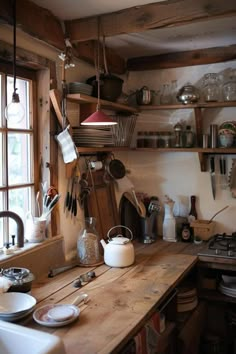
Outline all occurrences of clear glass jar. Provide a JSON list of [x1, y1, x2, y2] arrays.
[[160, 84, 172, 105], [174, 122, 183, 147], [184, 125, 194, 147], [222, 70, 236, 102], [77, 217, 103, 266], [202, 73, 221, 102]]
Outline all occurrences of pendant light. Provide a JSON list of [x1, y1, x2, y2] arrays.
[[81, 18, 117, 126], [5, 0, 24, 124]]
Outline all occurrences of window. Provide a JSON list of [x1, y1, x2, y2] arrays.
[[0, 64, 37, 248]]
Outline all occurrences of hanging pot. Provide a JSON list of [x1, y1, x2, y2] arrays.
[[86, 74, 123, 102], [103, 154, 126, 183]]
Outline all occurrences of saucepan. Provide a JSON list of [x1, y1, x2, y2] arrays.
[[103, 154, 126, 183]]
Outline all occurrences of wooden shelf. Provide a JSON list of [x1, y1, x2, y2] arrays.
[[139, 101, 236, 110], [67, 93, 139, 113]]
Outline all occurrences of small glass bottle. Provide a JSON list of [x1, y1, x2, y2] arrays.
[[184, 125, 194, 147], [181, 222, 192, 242], [188, 195, 198, 223], [77, 217, 103, 266], [202, 73, 221, 102], [222, 69, 236, 102]]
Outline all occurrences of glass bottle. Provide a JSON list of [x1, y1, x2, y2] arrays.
[[174, 122, 183, 147], [77, 217, 103, 265], [184, 125, 194, 147], [160, 84, 172, 105], [170, 80, 178, 104], [188, 195, 198, 223], [202, 73, 221, 102], [181, 222, 192, 242], [163, 196, 177, 242]]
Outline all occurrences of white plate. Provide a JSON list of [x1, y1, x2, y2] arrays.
[[33, 304, 80, 327], [0, 293, 36, 315]]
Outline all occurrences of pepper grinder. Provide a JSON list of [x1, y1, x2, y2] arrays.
[[188, 195, 198, 223]]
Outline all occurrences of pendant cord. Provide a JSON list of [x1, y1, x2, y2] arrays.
[[13, 0, 16, 94], [96, 17, 101, 111]]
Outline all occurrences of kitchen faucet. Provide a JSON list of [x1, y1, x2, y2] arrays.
[[0, 211, 24, 248]]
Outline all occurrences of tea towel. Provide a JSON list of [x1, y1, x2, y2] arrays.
[[56, 125, 78, 163]]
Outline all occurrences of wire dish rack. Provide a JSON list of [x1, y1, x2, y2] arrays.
[[110, 114, 138, 147]]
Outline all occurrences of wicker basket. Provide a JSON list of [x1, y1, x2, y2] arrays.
[[190, 220, 215, 241]]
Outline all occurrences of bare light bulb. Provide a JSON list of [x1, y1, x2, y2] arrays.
[[5, 91, 25, 124]]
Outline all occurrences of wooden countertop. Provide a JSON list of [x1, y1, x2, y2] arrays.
[[20, 240, 202, 354]]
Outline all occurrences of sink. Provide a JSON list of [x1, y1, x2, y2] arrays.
[[0, 320, 66, 354]]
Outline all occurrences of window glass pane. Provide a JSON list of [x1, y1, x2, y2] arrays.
[[0, 132, 3, 186], [0, 74, 2, 127], [6, 77, 30, 129], [9, 187, 32, 224], [8, 133, 32, 185]]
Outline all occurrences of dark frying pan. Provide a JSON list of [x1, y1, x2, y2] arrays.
[[107, 159, 126, 179]]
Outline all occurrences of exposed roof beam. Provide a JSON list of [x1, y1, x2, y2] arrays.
[[65, 0, 236, 42], [0, 0, 65, 50], [0, 0, 126, 74], [127, 45, 236, 71], [74, 41, 126, 75]]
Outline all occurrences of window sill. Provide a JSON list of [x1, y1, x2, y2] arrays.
[[0, 235, 63, 264]]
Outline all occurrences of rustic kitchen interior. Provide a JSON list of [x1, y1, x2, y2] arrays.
[[0, 0, 236, 353]]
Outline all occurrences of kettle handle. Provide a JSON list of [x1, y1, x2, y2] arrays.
[[107, 225, 133, 241]]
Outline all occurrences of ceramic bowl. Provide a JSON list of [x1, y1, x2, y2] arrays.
[[0, 292, 36, 315], [218, 132, 235, 147]]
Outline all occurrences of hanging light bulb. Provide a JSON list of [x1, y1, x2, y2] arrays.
[[81, 18, 117, 126], [5, 0, 24, 124]]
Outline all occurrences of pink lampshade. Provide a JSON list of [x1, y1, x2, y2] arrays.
[[81, 109, 117, 126]]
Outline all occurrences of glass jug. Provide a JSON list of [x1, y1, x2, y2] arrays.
[[202, 73, 221, 102], [77, 217, 103, 266]]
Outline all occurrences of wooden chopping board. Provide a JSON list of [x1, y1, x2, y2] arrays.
[[86, 169, 119, 240]]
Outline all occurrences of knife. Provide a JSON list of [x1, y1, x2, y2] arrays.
[[210, 156, 216, 199], [219, 156, 227, 189]]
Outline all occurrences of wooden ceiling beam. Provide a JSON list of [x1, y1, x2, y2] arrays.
[[74, 41, 126, 75], [0, 0, 65, 50], [0, 0, 126, 74], [127, 45, 236, 71], [65, 0, 236, 42]]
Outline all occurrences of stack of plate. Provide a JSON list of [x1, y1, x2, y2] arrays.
[[0, 292, 36, 322], [67, 82, 93, 96], [177, 285, 198, 312], [219, 275, 236, 297], [72, 127, 114, 147]]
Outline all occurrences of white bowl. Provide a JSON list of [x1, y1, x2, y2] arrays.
[[0, 292, 36, 315]]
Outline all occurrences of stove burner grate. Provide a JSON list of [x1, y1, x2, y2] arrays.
[[209, 233, 236, 252]]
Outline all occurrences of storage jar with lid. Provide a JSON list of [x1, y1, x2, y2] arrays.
[[202, 73, 221, 102], [222, 69, 236, 102], [77, 217, 103, 266]]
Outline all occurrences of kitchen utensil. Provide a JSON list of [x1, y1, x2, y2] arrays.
[[210, 156, 216, 199], [104, 154, 126, 181], [1, 267, 35, 293], [219, 156, 227, 189], [176, 84, 200, 104], [100, 225, 135, 267], [208, 205, 229, 223], [48, 294, 89, 322]]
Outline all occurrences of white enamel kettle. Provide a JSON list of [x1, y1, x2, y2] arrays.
[[100, 225, 135, 268]]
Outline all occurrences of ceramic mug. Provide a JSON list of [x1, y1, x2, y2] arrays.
[[25, 213, 47, 242]]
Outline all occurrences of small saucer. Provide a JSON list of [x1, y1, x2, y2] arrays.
[[33, 304, 80, 327]]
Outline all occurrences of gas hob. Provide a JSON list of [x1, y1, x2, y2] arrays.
[[198, 233, 236, 259]]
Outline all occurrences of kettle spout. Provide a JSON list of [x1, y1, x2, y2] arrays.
[[100, 239, 107, 250]]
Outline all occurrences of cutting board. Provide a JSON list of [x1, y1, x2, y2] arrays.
[[86, 169, 119, 240]]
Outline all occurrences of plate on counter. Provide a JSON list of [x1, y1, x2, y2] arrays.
[[33, 304, 80, 327]]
